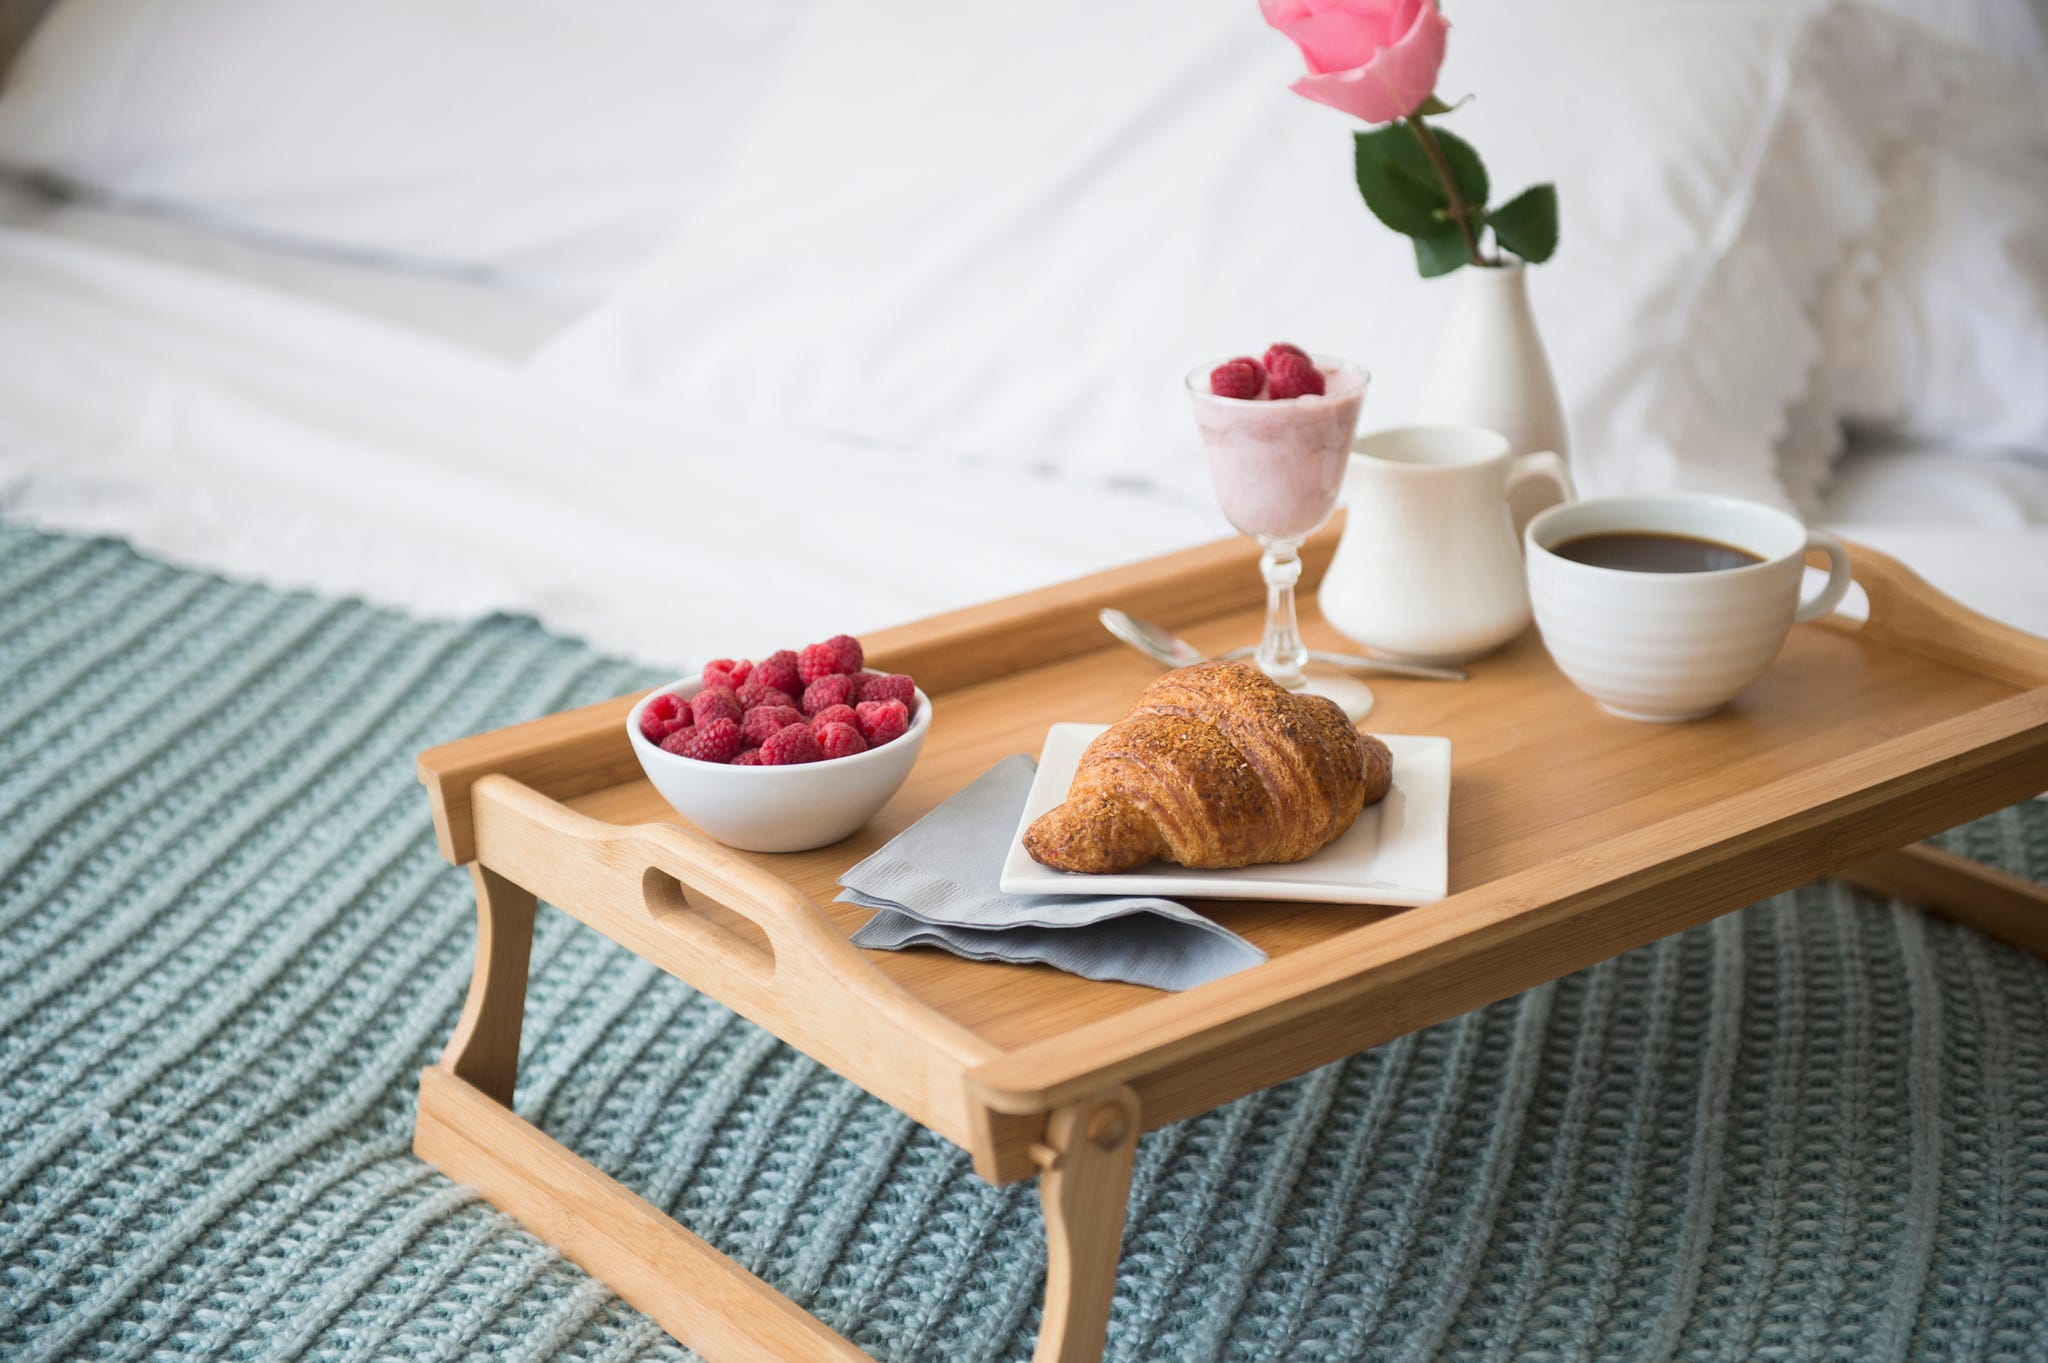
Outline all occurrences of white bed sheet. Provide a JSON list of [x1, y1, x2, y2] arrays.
[[1817, 436, 2048, 639], [0, 180, 576, 359], [0, 212, 1229, 670], [0, 195, 2042, 670]]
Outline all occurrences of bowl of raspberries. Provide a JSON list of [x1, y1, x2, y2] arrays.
[[627, 633, 931, 852]]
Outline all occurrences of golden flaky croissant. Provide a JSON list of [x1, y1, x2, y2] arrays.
[[1024, 660, 1393, 874]]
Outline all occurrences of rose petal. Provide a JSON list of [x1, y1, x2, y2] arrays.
[[1286, 0, 1448, 124], [1280, 8, 1383, 75]]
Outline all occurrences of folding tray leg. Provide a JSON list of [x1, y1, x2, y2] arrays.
[[1842, 840, 2048, 959], [1031, 1086, 1141, 1363], [418, 864, 1146, 1362], [439, 864, 538, 1103], [416, 863, 875, 1361]]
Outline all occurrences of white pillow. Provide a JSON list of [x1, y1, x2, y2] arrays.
[[1851, 0, 2048, 80], [0, 0, 811, 302], [1821, 51, 2048, 458], [1772, 4, 2048, 512], [537, 0, 1934, 506]]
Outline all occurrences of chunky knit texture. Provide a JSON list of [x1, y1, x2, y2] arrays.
[[2, 520, 2046, 1362]]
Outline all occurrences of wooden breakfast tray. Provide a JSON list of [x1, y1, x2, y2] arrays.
[[411, 524, 2048, 1363]]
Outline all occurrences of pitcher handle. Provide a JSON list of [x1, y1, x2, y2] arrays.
[[1504, 450, 1575, 538]]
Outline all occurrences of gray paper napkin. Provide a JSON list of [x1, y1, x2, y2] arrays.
[[841, 754, 1266, 991]]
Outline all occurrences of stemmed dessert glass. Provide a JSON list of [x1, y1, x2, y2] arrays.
[[1186, 355, 1372, 718]]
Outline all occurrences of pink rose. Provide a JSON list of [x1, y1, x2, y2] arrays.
[[1260, 0, 1450, 125]]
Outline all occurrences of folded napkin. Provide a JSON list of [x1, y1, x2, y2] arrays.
[[841, 755, 1266, 991]]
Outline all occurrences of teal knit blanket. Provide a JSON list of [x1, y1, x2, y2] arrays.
[[2, 520, 2045, 1362]]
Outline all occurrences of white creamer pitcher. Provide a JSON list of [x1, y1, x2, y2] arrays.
[[1319, 424, 1573, 664]]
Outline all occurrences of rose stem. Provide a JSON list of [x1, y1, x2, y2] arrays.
[[1404, 114, 1489, 267]]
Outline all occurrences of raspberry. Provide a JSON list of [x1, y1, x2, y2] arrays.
[[741, 704, 805, 748], [658, 724, 695, 754], [643, 715, 689, 742], [690, 687, 743, 728], [1266, 349, 1326, 399], [802, 673, 857, 715], [809, 703, 858, 730], [668, 716, 740, 763], [815, 720, 868, 760], [639, 693, 686, 741], [798, 642, 840, 685], [703, 657, 755, 690], [754, 649, 803, 696], [1209, 356, 1265, 400], [822, 634, 864, 675], [856, 672, 915, 708], [730, 748, 766, 766], [855, 698, 910, 747], [737, 677, 798, 711], [759, 722, 824, 766], [1263, 341, 1308, 371]]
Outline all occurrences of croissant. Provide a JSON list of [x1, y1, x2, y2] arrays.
[[1024, 660, 1392, 874]]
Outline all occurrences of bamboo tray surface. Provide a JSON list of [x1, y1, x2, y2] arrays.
[[565, 601, 2007, 1022], [419, 526, 2048, 1185]]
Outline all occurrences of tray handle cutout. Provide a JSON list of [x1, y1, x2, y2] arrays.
[[465, 775, 1003, 1087], [1813, 540, 2048, 688], [465, 772, 896, 1012], [641, 867, 776, 987]]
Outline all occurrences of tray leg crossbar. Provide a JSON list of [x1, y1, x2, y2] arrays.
[[416, 869, 1147, 1363], [1843, 840, 2048, 959], [414, 1066, 870, 1362]]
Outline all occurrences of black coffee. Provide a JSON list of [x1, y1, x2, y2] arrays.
[[1552, 531, 1763, 573]]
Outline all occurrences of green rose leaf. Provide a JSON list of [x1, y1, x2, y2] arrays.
[[1416, 124, 1489, 215], [1353, 123, 1491, 240], [1489, 183, 1559, 264], [1354, 128, 1449, 237], [1414, 228, 1470, 278], [1414, 94, 1455, 117]]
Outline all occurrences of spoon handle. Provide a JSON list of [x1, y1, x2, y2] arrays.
[[1221, 645, 1466, 682], [1098, 608, 1205, 667]]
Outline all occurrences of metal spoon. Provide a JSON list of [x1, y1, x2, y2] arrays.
[[1099, 609, 1466, 682]]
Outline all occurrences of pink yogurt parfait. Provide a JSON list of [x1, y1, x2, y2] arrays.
[[1184, 353, 1370, 699], [1185, 356, 1369, 540]]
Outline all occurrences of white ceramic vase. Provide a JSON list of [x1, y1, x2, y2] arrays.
[[1414, 262, 1569, 531]]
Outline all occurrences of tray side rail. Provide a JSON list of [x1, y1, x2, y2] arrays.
[[1811, 542, 2048, 688], [419, 695, 643, 864], [965, 685, 2048, 1174], [859, 521, 1341, 694], [466, 774, 1003, 1152], [415, 522, 1347, 865]]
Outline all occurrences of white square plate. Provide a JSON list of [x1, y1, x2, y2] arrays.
[[998, 725, 1451, 905]]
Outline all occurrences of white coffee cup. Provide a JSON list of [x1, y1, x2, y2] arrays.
[[1524, 493, 1854, 722]]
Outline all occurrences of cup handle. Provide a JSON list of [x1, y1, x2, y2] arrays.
[[1795, 529, 1854, 623], [1505, 450, 1575, 536]]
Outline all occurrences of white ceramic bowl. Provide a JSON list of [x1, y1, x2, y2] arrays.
[[626, 676, 932, 853]]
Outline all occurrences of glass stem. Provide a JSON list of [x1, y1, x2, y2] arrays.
[[1255, 538, 1308, 691]]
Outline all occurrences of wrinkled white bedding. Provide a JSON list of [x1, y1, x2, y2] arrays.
[[0, 191, 2042, 666], [0, 216, 1228, 667], [0, 181, 575, 358], [1818, 439, 2048, 638]]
